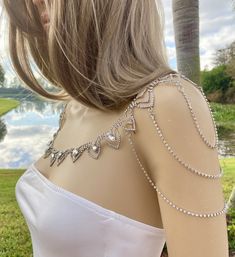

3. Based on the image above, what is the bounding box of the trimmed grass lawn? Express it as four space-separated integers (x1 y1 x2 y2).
210 102 235 136
220 157 235 201
0 98 21 117
0 157 234 256
0 168 33 257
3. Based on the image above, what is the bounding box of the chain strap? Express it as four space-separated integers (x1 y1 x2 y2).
43 100 134 166
43 72 222 180
175 74 219 148
127 134 228 218
41 72 227 217
147 107 223 179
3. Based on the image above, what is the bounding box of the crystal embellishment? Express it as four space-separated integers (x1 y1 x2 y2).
57 150 70 166
87 142 101 159
105 129 121 149
49 153 57 167
43 72 220 178
71 148 83 162
123 115 136 134
41 71 226 218
134 87 155 109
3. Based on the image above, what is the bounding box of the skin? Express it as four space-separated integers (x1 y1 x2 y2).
34 78 229 257
34 97 164 230
132 78 229 257
32 1 229 256
33 0 50 30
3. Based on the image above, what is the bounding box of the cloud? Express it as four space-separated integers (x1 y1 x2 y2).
0 1 234 74
162 0 235 70
0 124 57 168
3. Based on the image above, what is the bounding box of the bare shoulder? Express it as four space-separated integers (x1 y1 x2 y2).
133 73 218 154
153 73 217 146
130 72 229 257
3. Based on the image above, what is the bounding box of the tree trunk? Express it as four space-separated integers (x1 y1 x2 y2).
172 0 201 85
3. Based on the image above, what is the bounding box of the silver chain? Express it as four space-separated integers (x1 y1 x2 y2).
154 73 219 149
41 72 227 217
43 72 222 180
43 101 133 167
175 74 219 149
127 134 228 218
147 107 223 179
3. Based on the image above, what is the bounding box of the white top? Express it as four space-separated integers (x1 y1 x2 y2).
15 162 166 257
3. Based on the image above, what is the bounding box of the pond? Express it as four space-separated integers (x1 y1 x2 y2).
0 98 65 168
0 98 234 168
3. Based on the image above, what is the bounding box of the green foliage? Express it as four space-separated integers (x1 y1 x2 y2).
220 158 235 200
227 207 235 251
0 64 5 86
0 98 21 117
210 102 235 134
226 58 235 79
201 65 233 94
220 157 235 254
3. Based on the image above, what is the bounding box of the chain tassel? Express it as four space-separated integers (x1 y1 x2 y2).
42 72 227 218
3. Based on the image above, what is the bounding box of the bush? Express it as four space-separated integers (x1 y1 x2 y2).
224 84 235 104
227 207 235 255
201 65 233 95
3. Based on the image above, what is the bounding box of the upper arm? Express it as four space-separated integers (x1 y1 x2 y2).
132 75 229 257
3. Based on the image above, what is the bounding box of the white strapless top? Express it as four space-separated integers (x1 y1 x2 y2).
15 162 166 257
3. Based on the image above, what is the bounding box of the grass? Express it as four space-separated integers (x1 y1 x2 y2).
0 168 33 257
220 157 235 201
210 102 235 136
0 157 234 256
0 98 21 117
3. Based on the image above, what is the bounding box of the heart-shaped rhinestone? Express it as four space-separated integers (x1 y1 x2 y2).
105 129 121 149
71 148 83 162
57 150 70 166
49 153 57 166
87 142 101 159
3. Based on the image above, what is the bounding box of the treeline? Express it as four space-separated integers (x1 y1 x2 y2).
201 41 235 103
0 87 37 99
0 42 234 104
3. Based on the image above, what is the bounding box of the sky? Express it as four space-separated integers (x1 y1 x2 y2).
0 0 235 84
163 0 235 70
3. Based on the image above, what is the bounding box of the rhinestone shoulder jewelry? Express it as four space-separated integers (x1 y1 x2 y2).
43 98 135 167
128 72 223 179
42 71 227 218
43 72 222 180
127 134 228 218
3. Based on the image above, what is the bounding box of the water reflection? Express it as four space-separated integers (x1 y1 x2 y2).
0 99 234 169
218 132 235 158
0 99 65 168
0 119 7 143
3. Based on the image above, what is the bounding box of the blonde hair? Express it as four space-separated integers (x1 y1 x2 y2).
2 0 175 111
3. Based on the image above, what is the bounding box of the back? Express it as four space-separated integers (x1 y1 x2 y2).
15 71 228 257
32 88 165 231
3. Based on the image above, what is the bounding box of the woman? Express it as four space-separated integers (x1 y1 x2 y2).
2 0 229 256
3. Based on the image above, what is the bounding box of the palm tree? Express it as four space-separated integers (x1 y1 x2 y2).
172 0 200 85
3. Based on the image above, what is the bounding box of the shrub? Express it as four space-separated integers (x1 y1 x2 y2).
201 65 233 94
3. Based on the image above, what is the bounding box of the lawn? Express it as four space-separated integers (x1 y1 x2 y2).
0 157 234 256
0 168 33 257
0 98 21 117
210 102 235 136
220 157 235 201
